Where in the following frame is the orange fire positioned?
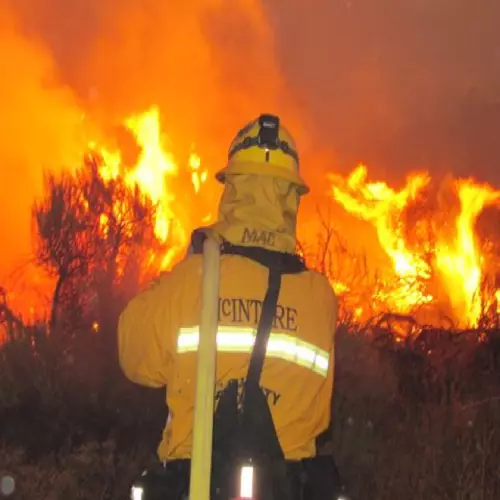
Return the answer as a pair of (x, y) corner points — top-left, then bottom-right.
(329, 165), (500, 327)
(2, 0), (500, 329)
(4, 97), (499, 330)
(87, 125), (500, 330)
(89, 106), (211, 269)
(2, 0), (499, 332)
(2, 92), (500, 330)
(124, 107), (186, 267)
(329, 164), (433, 314)
(435, 181), (500, 325)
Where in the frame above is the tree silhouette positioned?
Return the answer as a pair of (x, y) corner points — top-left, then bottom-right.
(32, 154), (168, 336)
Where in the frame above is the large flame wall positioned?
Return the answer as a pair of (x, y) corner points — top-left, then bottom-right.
(2, 0), (500, 327)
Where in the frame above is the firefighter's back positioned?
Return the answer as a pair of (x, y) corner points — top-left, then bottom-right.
(162, 251), (337, 461)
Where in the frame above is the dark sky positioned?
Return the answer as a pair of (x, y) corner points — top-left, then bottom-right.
(264, 0), (500, 184)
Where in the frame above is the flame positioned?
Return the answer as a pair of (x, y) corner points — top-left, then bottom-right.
(124, 107), (180, 246)
(329, 164), (432, 314)
(329, 165), (500, 327)
(89, 107), (192, 269)
(5, 91), (500, 329)
(90, 127), (500, 332)
(435, 181), (500, 325)
(189, 152), (208, 193)
(2, 1), (500, 333)
(0, 0), (295, 321)
(87, 141), (121, 181)
(98, 213), (110, 237)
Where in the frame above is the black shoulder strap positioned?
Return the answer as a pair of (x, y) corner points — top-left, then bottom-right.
(193, 233), (307, 464)
(216, 240), (305, 390)
(238, 264), (284, 462)
(245, 265), (282, 389)
(188, 228), (307, 273)
(188, 230), (306, 390)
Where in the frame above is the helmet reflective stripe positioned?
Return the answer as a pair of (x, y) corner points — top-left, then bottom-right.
(177, 325), (329, 377)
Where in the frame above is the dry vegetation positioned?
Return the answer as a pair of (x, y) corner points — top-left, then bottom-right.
(1, 165), (500, 499)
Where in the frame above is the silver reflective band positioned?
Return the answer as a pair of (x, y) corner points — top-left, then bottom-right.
(177, 326), (329, 377)
(130, 485), (144, 500)
(0, 476), (15, 497)
(240, 465), (254, 498)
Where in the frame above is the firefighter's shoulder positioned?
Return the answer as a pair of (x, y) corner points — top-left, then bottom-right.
(298, 268), (337, 298)
(166, 253), (205, 288)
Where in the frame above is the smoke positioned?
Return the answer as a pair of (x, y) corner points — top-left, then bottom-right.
(0, 4), (88, 281)
(0, 0), (294, 283)
(265, 0), (500, 185)
(9, 0), (299, 154)
(2, 0), (500, 286)
(5, 0), (500, 179)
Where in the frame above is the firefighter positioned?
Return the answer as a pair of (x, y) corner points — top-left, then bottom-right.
(118, 114), (340, 499)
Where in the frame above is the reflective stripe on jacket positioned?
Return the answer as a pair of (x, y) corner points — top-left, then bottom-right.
(118, 253), (338, 460)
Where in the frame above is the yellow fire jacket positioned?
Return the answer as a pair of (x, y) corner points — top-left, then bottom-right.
(118, 252), (338, 461)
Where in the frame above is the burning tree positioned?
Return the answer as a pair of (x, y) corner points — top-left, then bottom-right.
(32, 154), (168, 336)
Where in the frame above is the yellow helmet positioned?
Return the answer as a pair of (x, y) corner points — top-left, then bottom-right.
(215, 114), (309, 195)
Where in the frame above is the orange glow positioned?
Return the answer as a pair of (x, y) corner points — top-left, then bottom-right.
(189, 152), (208, 194)
(329, 164), (433, 314)
(90, 107), (191, 269)
(124, 107), (179, 247)
(1, 2), (500, 329)
(329, 165), (500, 327)
(3, 91), (500, 330)
(0, 0), (286, 318)
(435, 181), (500, 325)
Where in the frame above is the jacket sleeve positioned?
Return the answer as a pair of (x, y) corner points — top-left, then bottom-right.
(314, 279), (339, 440)
(117, 272), (173, 388)
(329, 287), (338, 386)
(325, 283), (338, 422)
(330, 290), (339, 347)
